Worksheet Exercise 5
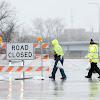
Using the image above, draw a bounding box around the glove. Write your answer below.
[57,55,61,60]
[89,59,92,62]
[54,54,57,60]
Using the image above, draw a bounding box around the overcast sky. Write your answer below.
[6,0,100,32]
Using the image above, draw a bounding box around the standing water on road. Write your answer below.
[0,59,100,100]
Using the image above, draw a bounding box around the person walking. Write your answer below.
[85,39,100,78]
[49,39,66,80]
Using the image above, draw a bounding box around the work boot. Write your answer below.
[85,76,91,78]
[49,76,53,78]
[60,77,67,80]
[49,76,55,80]
[98,76,100,78]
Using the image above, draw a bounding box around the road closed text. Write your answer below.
[8,52,32,58]
[6,43,34,60]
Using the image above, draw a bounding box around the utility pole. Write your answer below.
[71,8,73,29]
[88,3,100,56]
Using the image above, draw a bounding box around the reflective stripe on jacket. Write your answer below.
[88,44,98,63]
[52,39,64,56]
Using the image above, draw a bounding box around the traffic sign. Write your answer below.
[6,43,34,60]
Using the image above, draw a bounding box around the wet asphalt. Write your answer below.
[0,59,100,100]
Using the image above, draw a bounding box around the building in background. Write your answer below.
[58,28,99,42]
[49,28,99,58]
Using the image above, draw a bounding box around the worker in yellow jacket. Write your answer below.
[85,39,100,78]
[49,39,66,80]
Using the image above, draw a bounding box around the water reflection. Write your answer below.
[8,72,12,100]
[89,79,99,100]
[8,72,24,100]
[20,81,24,100]
[53,80,66,96]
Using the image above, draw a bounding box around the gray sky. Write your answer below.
[6,0,100,32]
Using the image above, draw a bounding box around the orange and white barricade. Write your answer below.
[0,42,49,74]
[0,43,6,49]
[0,43,49,60]
[0,42,49,80]
[0,66,49,72]
[34,43,49,48]
[34,54,49,59]
[0,54,6,60]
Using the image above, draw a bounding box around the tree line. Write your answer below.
[0,0,99,43]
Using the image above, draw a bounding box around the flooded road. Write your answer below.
[0,59,100,100]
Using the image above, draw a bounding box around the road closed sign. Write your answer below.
[6,43,34,60]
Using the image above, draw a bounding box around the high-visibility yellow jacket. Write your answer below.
[88,44,98,63]
[52,39,64,56]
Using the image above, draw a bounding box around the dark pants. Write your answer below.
[88,62,100,77]
[51,57,66,79]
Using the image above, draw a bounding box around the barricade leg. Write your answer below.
[15,60,33,80]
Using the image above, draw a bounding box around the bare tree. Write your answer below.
[0,0,19,42]
[44,18,55,42]
[0,18,19,42]
[44,18,65,42]
[18,27,35,43]
[53,18,65,41]
[32,18,44,38]
[32,18,65,43]
[0,1,13,21]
